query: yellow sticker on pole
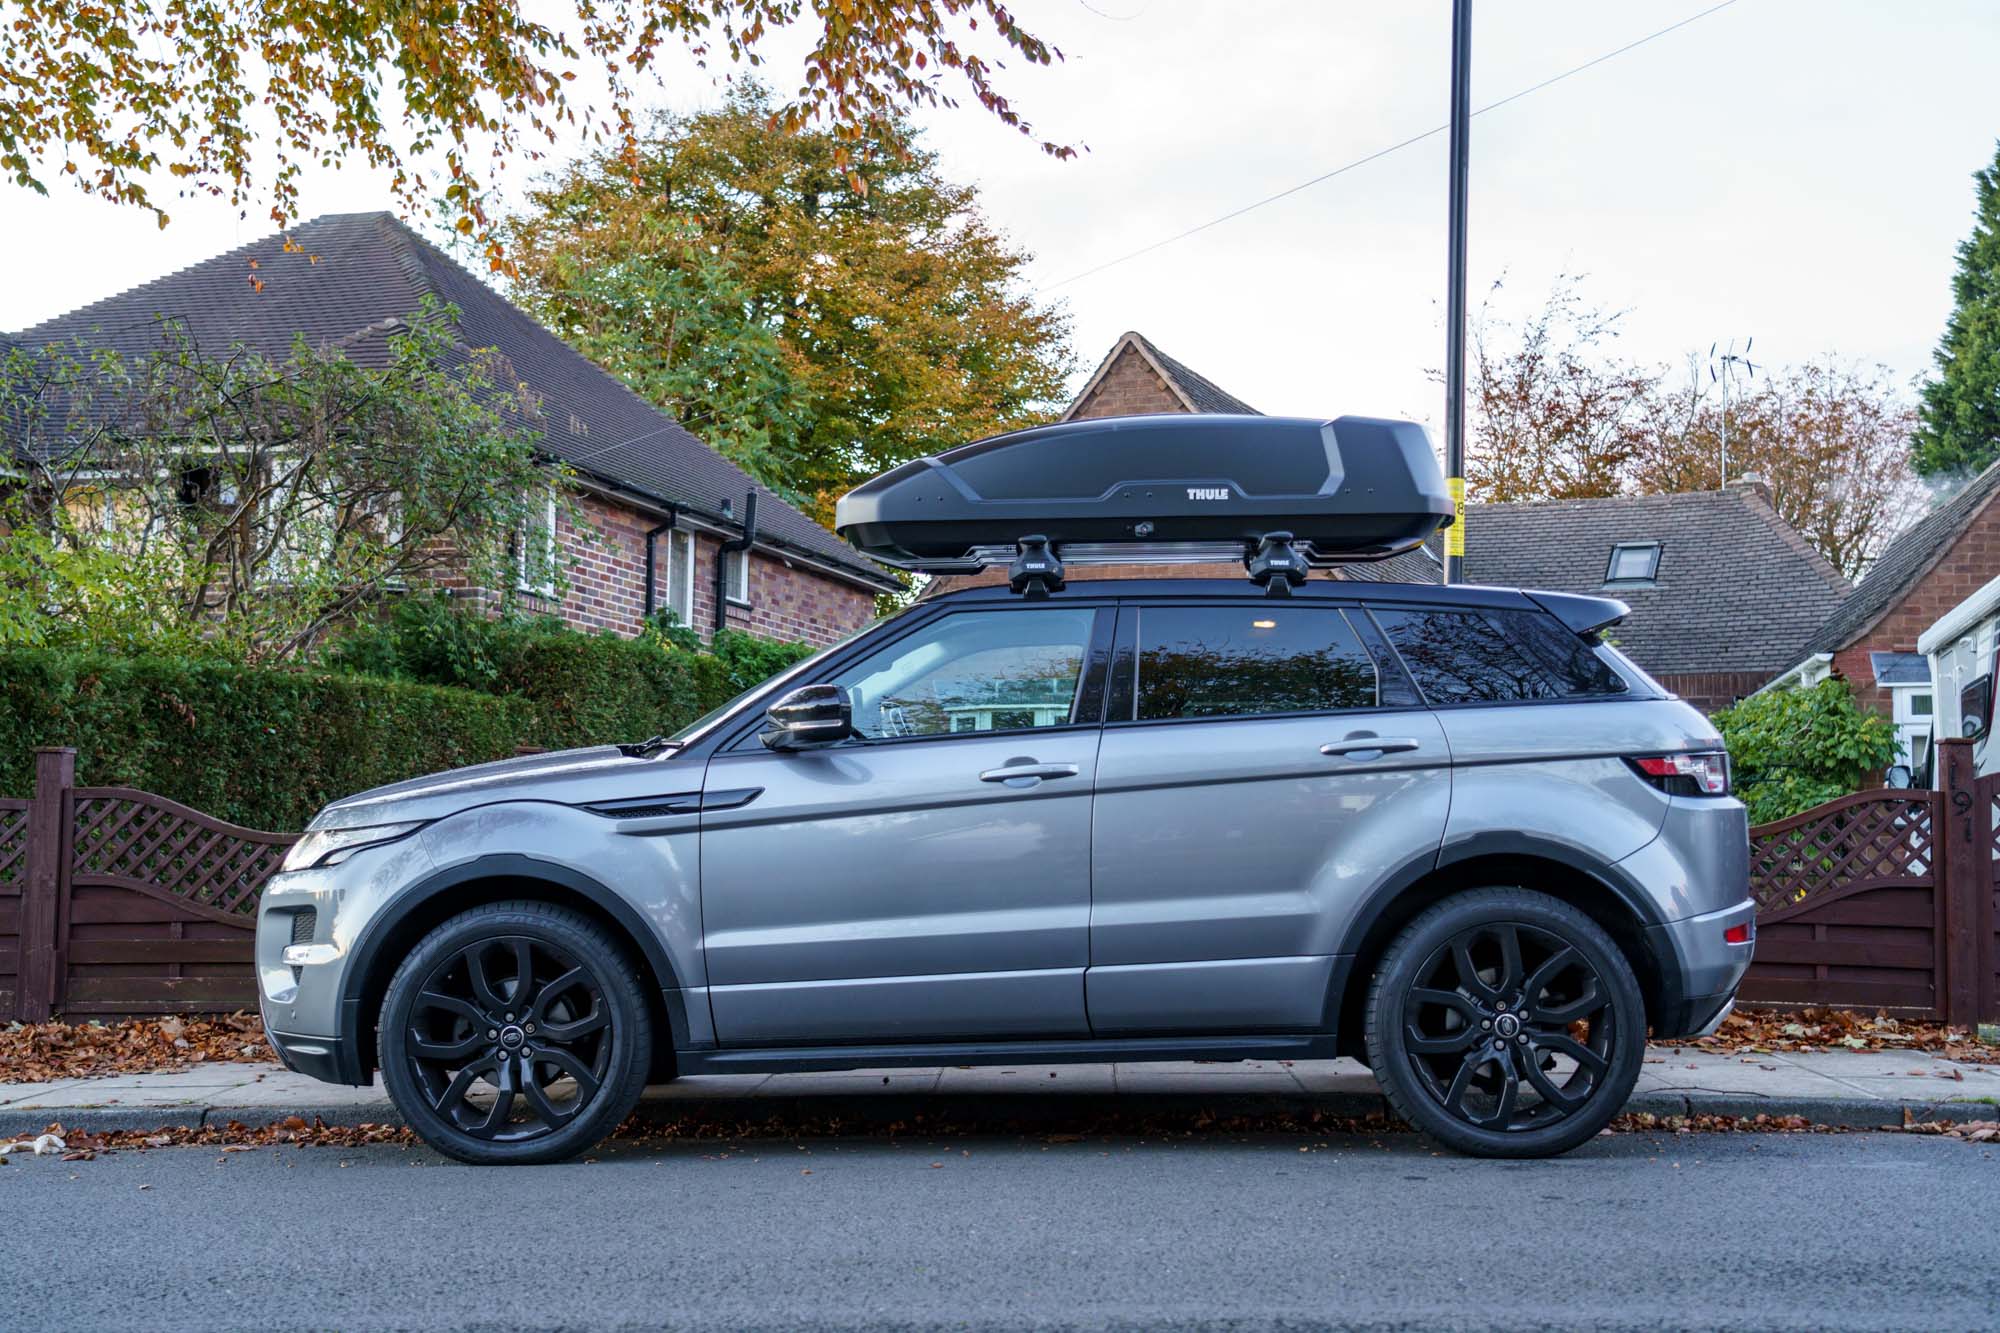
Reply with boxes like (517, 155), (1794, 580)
(1446, 476), (1466, 558)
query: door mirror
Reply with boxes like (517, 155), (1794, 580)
(761, 684), (853, 750)
(1883, 764), (1913, 790)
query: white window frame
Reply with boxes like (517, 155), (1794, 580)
(1604, 541), (1661, 585)
(725, 546), (752, 606)
(665, 528), (695, 626)
(516, 491), (558, 598)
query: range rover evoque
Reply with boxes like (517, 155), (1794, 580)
(257, 415), (1754, 1163)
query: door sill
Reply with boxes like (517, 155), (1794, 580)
(676, 1032), (1338, 1076)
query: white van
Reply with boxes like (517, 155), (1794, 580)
(1914, 572), (2000, 782)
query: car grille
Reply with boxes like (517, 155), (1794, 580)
(290, 908), (317, 946)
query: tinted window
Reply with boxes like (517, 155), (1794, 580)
(1372, 607), (1625, 704)
(1502, 610), (1628, 697)
(1134, 607), (1376, 720)
(833, 608), (1095, 738)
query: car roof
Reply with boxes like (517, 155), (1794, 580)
(926, 578), (1630, 635)
(929, 578), (1534, 611)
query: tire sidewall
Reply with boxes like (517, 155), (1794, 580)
(379, 905), (651, 1165)
(1366, 889), (1645, 1159)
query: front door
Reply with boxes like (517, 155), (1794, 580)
(700, 605), (1108, 1046)
(1088, 601), (1451, 1033)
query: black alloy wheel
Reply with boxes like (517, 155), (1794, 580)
(1366, 888), (1644, 1158)
(380, 902), (652, 1165)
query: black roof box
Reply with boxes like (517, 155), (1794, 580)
(834, 414), (1453, 572)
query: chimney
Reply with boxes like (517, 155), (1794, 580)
(1728, 471), (1773, 506)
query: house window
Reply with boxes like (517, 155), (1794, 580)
(1605, 542), (1661, 584)
(1910, 692), (1933, 718)
(725, 547), (751, 605)
(665, 529), (695, 626)
(516, 492), (558, 597)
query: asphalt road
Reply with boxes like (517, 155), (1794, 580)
(5, 1128), (1996, 1331)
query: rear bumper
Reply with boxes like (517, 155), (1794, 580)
(1645, 898), (1757, 1039)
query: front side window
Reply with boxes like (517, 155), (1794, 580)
(1132, 606), (1376, 721)
(831, 608), (1096, 739)
(1372, 607), (1624, 705)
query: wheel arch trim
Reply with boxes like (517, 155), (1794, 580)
(336, 853), (690, 1082)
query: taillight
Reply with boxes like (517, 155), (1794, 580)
(1630, 751), (1731, 797)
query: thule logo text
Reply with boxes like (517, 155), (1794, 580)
(1185, 487), (1230, 501)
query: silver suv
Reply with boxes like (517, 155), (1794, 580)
(257, 579), (1754, 1163)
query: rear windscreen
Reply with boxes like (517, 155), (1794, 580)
(1370, 607), (1629, 705)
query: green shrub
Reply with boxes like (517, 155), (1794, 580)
(1713, 678), (1901, 825)
(0, 650), (537, 830)
(709, 627), (818, 694)
(0, 601), (824, 828)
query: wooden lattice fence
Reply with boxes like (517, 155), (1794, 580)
(1, 748), (293, 1020)
(1739, 737), (1998, 1025)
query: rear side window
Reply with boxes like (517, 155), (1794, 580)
(1133, 606), (1376, 720)
(1371, 607), (1626, 705)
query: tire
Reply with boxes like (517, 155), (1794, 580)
(1364, 888), (1644, 1159)
(379, 900), (652, 1165)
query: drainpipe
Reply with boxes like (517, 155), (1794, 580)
(642, 505), (679, 626)
(713, 490), (756, 636)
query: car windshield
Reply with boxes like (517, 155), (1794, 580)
(665, 615), (890, 747)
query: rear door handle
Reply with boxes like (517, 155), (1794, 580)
(1319, 738), (1422, 759)
(979, 762), (1081, 784)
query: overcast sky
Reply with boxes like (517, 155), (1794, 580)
(5, 1), (1999, 435)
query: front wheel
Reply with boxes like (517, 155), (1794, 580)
(379, 901), (652, 1165)
(1365, 888), (1644, 1158)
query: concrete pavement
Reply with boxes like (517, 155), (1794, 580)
(3, 1044), (1996, 1134)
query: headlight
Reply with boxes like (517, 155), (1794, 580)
(280, 821), (426, 872)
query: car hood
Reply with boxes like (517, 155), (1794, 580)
(309, 744), (703, 830)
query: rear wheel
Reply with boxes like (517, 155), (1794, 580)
(379, 901), (651, 1165)
(1365, 888), (1644, 1158)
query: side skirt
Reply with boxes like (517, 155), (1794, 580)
(675, 1032), (1341, 1076)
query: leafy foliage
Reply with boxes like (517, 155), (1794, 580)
(708, 626), (821, 694)
(1465, 275), (1922, 578)
(502, 82), (1074, 515)
(0, 629), (761, 829)
(1713, 678), (1901, 825)
(0, 307), (570, 661)
(0, 1), (1069, 263)
(1912, 139), (2000, 479)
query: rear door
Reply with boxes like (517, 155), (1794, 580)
(699, 604), (1112, 1046)
(1088, 599), (1451, 1033)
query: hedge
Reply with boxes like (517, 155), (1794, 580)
(0, 645), (742, 830)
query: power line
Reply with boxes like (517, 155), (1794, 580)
(1044, 0), (1742, 291)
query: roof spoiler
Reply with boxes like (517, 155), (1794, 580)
(1525, 590), (1629, 637)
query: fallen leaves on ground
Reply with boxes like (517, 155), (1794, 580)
(1669, 1007), (1991, 1061)
(0, 1014), (272, 1083)
(12, 1102), (2000, 1161)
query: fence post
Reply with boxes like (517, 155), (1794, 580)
(1936, 738), (1981, 1029)
(17, 747), (75, 1023)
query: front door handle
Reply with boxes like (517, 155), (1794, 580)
(1319, 737), (1422, 759)
(979, 761), (1081, 785)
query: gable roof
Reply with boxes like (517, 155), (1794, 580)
(6, 212), (892, 589)
(1457, 484), (1851, 676)
(1062, 330), (1261, 420)
(1804, 458), (2000, 655)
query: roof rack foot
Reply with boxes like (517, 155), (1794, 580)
(1248, 531), (1309, 599)
(1009, 535), (1065, 599)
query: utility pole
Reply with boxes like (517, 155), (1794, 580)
(1442, 0), (1472, 584)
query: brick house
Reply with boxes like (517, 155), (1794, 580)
(6, 212), (897, 646)
(1764, 456), (2000, 749)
